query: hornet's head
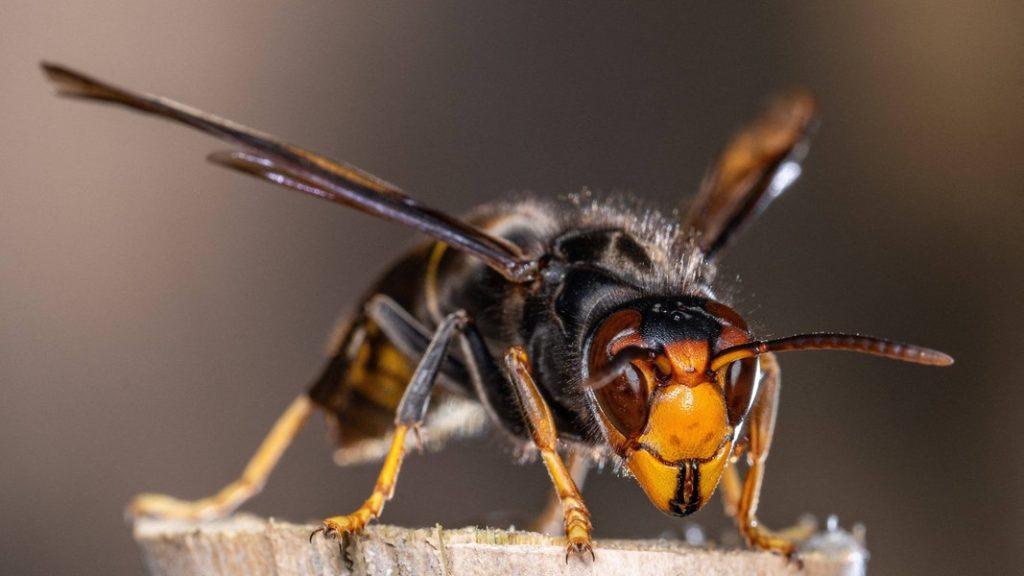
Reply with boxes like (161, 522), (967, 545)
(583, 296), (952, 517)
(583, 297), (755, 515)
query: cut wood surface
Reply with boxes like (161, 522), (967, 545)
(134, 514), (867, 576)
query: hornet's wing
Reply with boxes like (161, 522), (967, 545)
(42, 63), (538, 283)
(683, 91), (817, 257)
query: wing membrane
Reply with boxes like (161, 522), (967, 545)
(683, 91), (817, 257)
(42, 63), (538, 283)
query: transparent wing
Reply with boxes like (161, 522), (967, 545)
(42, 63), (539, 283)
(683, 91), (817, 257)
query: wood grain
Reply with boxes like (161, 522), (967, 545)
(134, 514), (867, 576)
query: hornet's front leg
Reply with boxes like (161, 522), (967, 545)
(530, 449), (590, 536)
(313, 310), (468, 539)
(505, 347), (594, 561)
(720, 352), (812, 558)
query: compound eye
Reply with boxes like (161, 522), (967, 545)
(594, 362), (650, 438)
(723, 357), (760, 426)
(588, 308), (651, 438)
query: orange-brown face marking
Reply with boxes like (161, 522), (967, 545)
(716, 325), (752, 354)
(662, 340), (711, 386)
(639, 381), (729, 462)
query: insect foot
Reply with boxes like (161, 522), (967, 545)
(565, 540), (595, 563)
(784, 550), (805, 571)
(740, 524), (799, 560)
(310, 509), (375, 542)
(562, 498), (595, 562)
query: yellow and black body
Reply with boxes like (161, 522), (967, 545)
(43, 63), (952, 561)
(310, 212), (753, 517)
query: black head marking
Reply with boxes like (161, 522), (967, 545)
(636, 298), (723, 348)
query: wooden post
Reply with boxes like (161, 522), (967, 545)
(134, 514), (867, 575)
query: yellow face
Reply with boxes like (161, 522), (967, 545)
(626, 433), (734, 516)
(587, 305), (750, 516)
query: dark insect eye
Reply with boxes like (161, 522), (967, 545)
(588, 308), (651, 438)
(595, 362), (650, 438)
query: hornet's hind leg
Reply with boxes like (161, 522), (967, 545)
(128, 313), (374, 521)
(128, 394), (314, 521)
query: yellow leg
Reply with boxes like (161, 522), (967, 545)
(530, 449), (590, 536)
(314, 424), (410, 537)
(719, 460), (743, 519)
(506, 347), (594, 561)
(314, 309), (468, 539)
(720, 353), (811, 557)
(129, 394), (313, 521)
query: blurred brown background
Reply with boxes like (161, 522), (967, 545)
(1, 2), (1020, 574)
